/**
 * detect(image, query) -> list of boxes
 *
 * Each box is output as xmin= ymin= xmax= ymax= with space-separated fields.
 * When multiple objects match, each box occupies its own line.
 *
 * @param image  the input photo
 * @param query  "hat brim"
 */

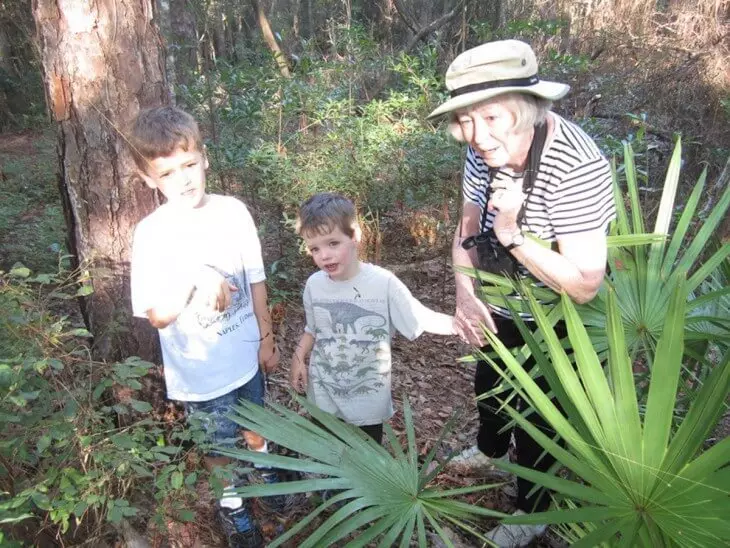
xmin=427 ymin=80 xmax=570 ymax=119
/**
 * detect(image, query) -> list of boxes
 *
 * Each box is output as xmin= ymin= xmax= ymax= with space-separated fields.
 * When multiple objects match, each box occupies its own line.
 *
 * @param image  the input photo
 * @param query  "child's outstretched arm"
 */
xmin=416 ymin=303 xmax=457 ymax=336
xmin=389 ymin=274 xmax=457 ymax=339
xmin=252 ymin=281 xmax=279 ymax=373
xmin=290 ymin=332 xmax=314 ymax=393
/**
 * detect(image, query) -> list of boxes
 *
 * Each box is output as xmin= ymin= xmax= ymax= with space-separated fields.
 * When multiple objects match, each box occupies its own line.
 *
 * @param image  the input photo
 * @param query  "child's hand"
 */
xmin=259 ymin=338 xmax=279 ymax=373
xmin=290 ymin=355 xmax=308 ymax=393
xmin=193 ymin=266 xmax=237 ymax=312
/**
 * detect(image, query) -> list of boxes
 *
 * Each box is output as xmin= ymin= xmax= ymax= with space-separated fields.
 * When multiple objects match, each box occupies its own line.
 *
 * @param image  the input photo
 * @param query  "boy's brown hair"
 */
xmin=129 ymin=106 xmax=203 ymax=174
xmin=296 ymin=193 xmax=358 ymax=238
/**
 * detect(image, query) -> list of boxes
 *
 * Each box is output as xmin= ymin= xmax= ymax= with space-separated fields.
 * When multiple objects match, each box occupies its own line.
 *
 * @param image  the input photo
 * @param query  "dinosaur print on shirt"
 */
xmin=303 ymin=264 xmax=424 ymax=426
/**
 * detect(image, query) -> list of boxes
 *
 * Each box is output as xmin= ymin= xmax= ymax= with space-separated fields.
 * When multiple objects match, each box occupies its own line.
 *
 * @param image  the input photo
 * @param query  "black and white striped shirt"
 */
xmin=462 ymin=113 xmax=615 ymax=317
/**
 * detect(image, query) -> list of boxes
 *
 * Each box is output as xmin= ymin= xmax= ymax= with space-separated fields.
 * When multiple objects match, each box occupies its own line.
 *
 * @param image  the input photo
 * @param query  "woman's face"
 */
xmin=455 ymin=99 xmax=529 ymax=169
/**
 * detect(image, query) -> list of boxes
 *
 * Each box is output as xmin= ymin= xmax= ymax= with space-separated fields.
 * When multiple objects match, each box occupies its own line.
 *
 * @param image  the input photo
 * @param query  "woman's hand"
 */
xmin=454 ymin=289 xmax=498 ymax=345
xmin=488 ymin=178 xmax=525 ymax=236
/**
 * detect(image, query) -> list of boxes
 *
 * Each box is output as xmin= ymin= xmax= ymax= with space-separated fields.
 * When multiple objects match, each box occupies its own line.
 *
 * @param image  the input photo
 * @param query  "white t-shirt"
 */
xmin=131 ymin=195 xmax=266 ymax=401
xmin=303 ymin=263 xmax=428 ymax=426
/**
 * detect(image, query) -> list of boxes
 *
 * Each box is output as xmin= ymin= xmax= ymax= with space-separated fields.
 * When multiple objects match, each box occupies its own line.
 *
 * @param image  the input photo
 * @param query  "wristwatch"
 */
xmin=503 ymin=230 xmax=525 ymax=251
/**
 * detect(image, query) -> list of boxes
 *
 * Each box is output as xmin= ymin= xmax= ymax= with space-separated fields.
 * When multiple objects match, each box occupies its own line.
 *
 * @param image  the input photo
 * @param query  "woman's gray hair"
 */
xmin=502 ymin=92 xmax=553 ymax=133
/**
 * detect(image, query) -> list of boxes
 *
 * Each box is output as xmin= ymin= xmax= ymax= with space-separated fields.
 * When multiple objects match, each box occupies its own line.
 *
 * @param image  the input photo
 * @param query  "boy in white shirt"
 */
xmin=290 ymin=192 xmax=456 ymax=443
xmin=129 ymin=106 xmax=280 ymax=548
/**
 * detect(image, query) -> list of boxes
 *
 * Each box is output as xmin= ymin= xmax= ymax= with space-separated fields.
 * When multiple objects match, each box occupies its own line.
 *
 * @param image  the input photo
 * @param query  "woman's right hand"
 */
xmin=454 ymin=290 xmax=498 ymax=346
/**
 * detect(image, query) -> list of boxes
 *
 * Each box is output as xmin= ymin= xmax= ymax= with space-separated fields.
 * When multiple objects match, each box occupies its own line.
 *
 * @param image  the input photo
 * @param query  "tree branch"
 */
xmin=404 ymin=1 xmax=463 ymax=53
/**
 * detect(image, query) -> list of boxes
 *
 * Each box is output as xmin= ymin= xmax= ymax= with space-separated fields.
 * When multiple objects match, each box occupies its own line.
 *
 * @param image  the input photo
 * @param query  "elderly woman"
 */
xmin=429 ymin=40 xmax=615 ymax=546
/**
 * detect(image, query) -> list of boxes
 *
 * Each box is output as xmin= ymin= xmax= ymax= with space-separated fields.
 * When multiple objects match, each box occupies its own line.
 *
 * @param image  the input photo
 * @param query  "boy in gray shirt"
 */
xmin=290 ymin=193 xmax=455 ymax=443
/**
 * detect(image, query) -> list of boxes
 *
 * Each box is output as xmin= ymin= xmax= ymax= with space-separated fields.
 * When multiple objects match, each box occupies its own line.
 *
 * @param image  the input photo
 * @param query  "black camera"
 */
xmin=462 ymin=230 xmax=521 ymax=277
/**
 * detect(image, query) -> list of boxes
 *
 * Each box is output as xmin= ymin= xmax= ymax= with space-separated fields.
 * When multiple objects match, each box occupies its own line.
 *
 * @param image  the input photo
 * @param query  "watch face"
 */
xmin=513 ymin=232 xmax=525 ymax=246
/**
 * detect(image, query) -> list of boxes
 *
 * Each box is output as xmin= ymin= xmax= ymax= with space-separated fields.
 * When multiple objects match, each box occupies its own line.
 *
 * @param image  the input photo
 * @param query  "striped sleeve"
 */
xmin=462 ymin=145 xmax=489 ymax=208
xmin=547 ymin=156 xmax=615 ymax=236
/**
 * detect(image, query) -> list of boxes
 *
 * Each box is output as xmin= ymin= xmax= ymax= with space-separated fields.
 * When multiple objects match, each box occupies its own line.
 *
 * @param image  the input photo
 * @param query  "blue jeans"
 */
xmin=183 ymin=368 xmax=265 ymax=453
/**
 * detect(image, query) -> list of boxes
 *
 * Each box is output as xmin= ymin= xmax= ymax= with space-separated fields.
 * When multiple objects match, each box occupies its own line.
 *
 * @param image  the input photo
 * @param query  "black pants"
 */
xmin=358 ymin=423 xmax=384 ymax=444
xmin=475 ymin=315 xmax=566 ymax=513
xmin=313 ymin=418 xmax=383 ymax=445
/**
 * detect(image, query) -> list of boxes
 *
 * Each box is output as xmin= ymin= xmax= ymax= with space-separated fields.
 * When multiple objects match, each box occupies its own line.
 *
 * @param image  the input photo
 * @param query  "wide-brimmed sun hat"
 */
xmin=427 ymin=40 xmax=570 ymax=119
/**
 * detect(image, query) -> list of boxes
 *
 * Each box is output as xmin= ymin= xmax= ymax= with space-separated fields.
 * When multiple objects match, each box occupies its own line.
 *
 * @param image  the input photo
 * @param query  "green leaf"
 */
xmin=107 ymin=505 xmax=122 ymax=523
xmin=675 ymin=178 xmax=730 ymax=279
xmin=92 ymin=379 xmax=112 ymax=400
xmin=178 ymin=509 xmax=195 ymax=522
xmin=110 ymin=434 xmax=136 ymax=449
xmin=651 ymin=137 xmax=682 ymax=235
xmin=66 ymin=327 xmax=92 ymax=338
xmin=9 ymin=265 xmax=30 ymax=278
xmin=642 ymin=277 xmax=686 ymax=474
xmin=75 ymin=285 xmax=94 ymax=297
xmin=662 ymin=351 xmax=730 ymax=477
xmin=171 ymin=471 xmax=183 ymax=489
xmin=623 ymin=141 xmax=645 ymax=235
xmin=604 ymin=287 xmax=643 ymax=489
xmin=661 ymin=168 xmax=706 ymax=278
xmin=606 ymin=233 xmax=665 ymax=247
xmin=129 ymin=399 xmax=153 ymax=413
xmin=36 ymin=435 xmax=52 ymax=455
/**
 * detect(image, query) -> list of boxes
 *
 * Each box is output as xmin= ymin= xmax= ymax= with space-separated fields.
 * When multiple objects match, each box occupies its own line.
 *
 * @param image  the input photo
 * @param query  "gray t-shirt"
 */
xmin=304 ymin=263 xmax=426 ymax=426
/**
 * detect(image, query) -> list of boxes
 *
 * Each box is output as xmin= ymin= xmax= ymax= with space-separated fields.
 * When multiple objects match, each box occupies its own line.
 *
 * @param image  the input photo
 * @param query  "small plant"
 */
xmin=0 ymin=264 xmax=202 ymax=541
xmin=480 ymin=278 xmax=730 ymax=546
xmin=577 ymin=140 xmax=730 ymax=361
xmin=463 ymin=140 xmax=730 ymax=413
xmin=222 ymin=396 xmax=503 ymax=546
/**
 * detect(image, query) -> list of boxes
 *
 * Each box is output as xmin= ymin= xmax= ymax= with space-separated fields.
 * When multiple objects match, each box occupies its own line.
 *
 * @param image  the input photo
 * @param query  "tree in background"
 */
xmin=32 ymin=0 xmax=169 ymax=361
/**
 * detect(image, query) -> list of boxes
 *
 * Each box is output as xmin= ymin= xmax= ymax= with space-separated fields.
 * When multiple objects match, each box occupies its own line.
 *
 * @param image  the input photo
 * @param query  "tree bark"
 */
xmin=170 ymin=0 xmax=198 ymax=81
xmin=251 ymin=0 xmax=290 ymax=77
xmin=32 ymin=0 xmax=168 ymax=362
xmin=209 ymin=0 xmax=228 ymax=61
xmin=0 ymin=23 xmax=13 ymax=127
xmin=156 ymin=0 xmax=177 ymax=100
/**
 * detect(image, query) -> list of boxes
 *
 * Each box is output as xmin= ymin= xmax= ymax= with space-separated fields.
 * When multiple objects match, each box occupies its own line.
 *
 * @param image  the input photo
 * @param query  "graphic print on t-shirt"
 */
xmin=172 ymin=269 xmax=252 ymax=351
xmin=194 ymin=269 xmax=250 ymax=329
xmin=310 ymin=299 xmax=389 ymax=398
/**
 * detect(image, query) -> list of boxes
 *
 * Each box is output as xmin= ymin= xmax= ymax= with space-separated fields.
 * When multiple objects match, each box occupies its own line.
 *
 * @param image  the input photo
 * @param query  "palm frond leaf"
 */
xmin=222 ymin=395 xmax=504 ymax=546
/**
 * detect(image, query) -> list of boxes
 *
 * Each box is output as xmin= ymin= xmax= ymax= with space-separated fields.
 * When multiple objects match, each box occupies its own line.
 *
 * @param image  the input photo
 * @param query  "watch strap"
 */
xmin=504 ymin=230 xmax=524 ymax=251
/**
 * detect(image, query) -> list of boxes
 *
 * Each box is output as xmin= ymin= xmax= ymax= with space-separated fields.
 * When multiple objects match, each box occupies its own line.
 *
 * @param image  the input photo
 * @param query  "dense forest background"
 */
xmin=0 ymin=0 xmax=728 ymax=546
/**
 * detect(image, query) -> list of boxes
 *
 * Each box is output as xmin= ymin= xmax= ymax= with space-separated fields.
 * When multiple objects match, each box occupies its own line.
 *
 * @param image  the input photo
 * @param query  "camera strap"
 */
xmin=478 ymin=120 xmax=548 ymax=232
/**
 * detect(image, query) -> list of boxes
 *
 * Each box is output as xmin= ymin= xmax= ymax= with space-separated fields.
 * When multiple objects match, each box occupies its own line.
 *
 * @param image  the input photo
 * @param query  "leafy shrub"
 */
xmin=0 ymin=265 xmax=202 ymax=540
xmin=224 ymin=396 xmax=503 ymax=547
xmin=479 ymin=279 xmax=730 ymax=547
xmin=177 ymin=40 xmax=462 ymax=213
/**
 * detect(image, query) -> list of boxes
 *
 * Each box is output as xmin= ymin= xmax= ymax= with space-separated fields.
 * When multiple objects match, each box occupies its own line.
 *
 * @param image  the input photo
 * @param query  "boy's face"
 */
xmin=141 ymin=147 xmax=209 ymax=208
xmin=303 ymin=224 xmax=360 ymax=281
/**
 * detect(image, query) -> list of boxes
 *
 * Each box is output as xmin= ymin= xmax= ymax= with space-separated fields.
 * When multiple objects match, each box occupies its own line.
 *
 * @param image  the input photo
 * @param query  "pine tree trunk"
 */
xmin=170 ymin=0 xmax=198 ymax=82
xmin=32 ymin=0 xmax=169 ymax=362
xmin=209 ymin=0 xmax=228 ymax=60
xmin=251 ymin=0 xmax=291 ymax=77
